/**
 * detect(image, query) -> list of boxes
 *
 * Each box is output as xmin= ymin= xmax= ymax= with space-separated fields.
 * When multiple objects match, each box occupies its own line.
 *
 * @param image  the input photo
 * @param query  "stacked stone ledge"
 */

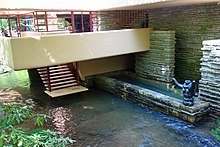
xmin=199 ymin=40 xmax=220 ymax=117
xmin=94 ymin=75 xmax=210 ymax=124
xmin=148 ymin=3 xmax=220 ymax=82
xmin=135 ymin=30 xmax=176 ymax=83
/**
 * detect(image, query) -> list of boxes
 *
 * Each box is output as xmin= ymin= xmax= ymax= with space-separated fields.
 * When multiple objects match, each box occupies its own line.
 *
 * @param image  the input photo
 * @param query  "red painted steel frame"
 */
xmin=75 ymin=62 xmax=80 ymax=86
xmin=71 ymin=11 xmax=75 ymax=33
xmin=89 ymin=11 xmax=93 ymax=32
xmin=45 ymin=11 xmax=48 ymax=32
xmin=0 ymin=10 xmax=96 ymax=37
xmin=47 ymin=67 xmax=52 ymax=92
xmin=81 ymin=12 xmax=84 ymax=32
xmin=7 ymin=17 xmax=12 ymax=37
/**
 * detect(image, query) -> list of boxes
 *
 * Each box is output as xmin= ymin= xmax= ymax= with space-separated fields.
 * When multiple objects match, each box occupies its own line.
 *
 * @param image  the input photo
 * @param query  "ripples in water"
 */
xmin=0 ymin=71 xmax=219 ymax=147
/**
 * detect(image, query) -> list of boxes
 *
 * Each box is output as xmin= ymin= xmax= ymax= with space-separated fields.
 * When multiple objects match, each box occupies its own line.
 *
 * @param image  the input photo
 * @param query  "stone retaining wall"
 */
xmin=148 ymin=2 xmax=220 ymax=82
xmin=93 ymin=10 xmax=148 ymax=31
xmin=95 ymin=75 xmax=210 ymax=124
xmin=135 ymin=30 xmax=175 ymax=83
xmin=200 ymin=40 xmax=220 ymax=117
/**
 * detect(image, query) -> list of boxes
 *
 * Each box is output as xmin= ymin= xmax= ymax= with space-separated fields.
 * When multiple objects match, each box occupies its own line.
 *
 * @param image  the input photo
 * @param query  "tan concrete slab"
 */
xmin=5 ymin=28 xmax=151 ymax=70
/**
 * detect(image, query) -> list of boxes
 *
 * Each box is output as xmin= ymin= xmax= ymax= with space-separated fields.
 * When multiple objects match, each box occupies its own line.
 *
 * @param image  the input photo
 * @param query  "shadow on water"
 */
xmin=0 ymin=70 xmax=219 ymax=147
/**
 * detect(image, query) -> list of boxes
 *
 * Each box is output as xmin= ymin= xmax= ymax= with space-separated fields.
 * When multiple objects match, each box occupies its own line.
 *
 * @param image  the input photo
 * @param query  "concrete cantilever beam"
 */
xmin=2 ymin=28 xmax=151 ymax=72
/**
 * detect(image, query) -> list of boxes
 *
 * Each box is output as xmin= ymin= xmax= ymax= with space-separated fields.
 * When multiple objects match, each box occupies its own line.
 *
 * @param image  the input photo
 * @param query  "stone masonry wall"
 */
xmin=200 ymin=40 xmax=220 ymax=117
xmin=93 ymin=10 xmax=148 ymax=31
xmin=135 ymin=31 xmax=175 ymax=83
xmin=148 ymin=2 xmax=220 ymax=82
xmin=94 ymin=75 xmax=210 ymax=123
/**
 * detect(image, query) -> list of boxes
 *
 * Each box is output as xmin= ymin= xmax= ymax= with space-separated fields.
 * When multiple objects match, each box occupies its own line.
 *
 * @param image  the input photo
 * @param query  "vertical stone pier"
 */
xmin=28 ymin=69 xmax=43 ymax=87
xmin=200 ymin=40 xmax=220 ymax=117
xmin=135 ymin=30 xmax=175 ymax=83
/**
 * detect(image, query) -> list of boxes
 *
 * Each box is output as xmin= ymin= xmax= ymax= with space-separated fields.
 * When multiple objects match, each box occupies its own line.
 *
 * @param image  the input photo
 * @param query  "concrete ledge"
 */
xmin=44 ymin=86 xmax=88 ymax=98
xmin=3 ymin=28 xmax=151 ymax=70
xmin=94 ymin=75 xmax=210 ymax=124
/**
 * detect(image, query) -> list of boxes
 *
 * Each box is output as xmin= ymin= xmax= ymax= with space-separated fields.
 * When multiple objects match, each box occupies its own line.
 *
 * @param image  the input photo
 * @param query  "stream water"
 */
xmin=0 ymin=70 xmax=219 ymax=147
xmin=111 ymin=75 xmax=183 ymax=99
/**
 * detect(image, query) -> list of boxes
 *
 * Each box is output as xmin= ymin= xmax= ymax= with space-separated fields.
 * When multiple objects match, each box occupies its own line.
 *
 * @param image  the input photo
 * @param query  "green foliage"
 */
xmin=0 ymin=19 xmax=8 ymax=30
xmin=0 ymin=18 xmax=18 ymax=31
xmin=1 ymin=127 xmax=74 ymax=147
xmin=211 ymin=118 xmax=220 ymax=141
xmin=34 ymin=114 xmax=49 ymax=126
xmin=57 ymin=18 xmax=66 ymax=30
xmin=57 ymin=18 xmax=71 ymax=30
xmin=0 ymin=103 xmax=33 ymax=127
xmin=0 ymin=102 xmax=75 ymax=146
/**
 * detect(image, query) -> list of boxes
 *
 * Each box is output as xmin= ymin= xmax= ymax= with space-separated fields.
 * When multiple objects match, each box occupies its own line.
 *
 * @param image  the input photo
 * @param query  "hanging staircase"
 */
xmin=37 ymin=63 xmax=88 ymax=97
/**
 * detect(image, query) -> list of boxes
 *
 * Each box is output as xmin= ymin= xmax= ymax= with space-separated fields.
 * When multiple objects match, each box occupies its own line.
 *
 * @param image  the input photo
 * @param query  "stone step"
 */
xmin=199 ymin=84 xmax=220 ymax=92
xmin=199 ymin=89 xmax=220 ymax=100
xmin=200 ymin=93 xmax=220 ymax=103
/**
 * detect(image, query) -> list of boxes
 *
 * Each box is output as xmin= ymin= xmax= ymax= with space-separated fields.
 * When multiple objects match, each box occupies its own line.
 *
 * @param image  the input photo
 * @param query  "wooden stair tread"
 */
xmin=47 ymin=83 xmax=78 ymax=90
xmin=38 ymin=68 xmax=69 ymax=74
xmin=44 ymin=86 xmax=88 ymax=97
xmin=48 ymin=68 xmax=69 ymax=73
xmin=45 ymin=79 xmax=77 ymax=86
xmin=50 ymin=71 xmax=72 ymax=75
xmin=41 ymin=73 xmax=74 ymax=79
xmin=39 ymin=71 xmax=72 ymax=77
xmin=43 ymin=77 xmax=75 ymax=83
xmin=37 ymin=65 xmax=68 ymax=71
xmin=38 ymin=63 xmax=88 ymax=97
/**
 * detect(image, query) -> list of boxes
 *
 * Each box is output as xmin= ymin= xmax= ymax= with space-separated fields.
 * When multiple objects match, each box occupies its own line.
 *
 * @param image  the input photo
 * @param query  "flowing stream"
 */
xmin=0 ymin=70 xmax=219 ymax=147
